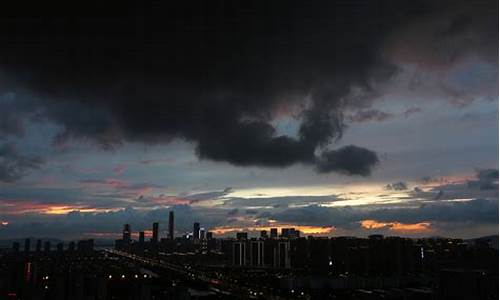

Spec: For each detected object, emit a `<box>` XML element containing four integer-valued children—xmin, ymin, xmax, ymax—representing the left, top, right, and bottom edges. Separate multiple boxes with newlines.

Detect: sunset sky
<box><xmin>0</xmin><ymin>0</ymin><xmax>498</xmax><ymax>240</ymax></box>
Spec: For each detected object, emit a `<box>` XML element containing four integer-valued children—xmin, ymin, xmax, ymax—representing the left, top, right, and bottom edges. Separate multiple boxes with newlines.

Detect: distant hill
<box><xmin>0</xmin><ymin>237</ymin><xmax>114</xmax><ymax>249</ymax></box>
<box><xmin>466</xmin><ymin>235</ymin><xmax>499</xmax><ymax>250</ymax></box>
<box><xmin>0</xmin><ymin>237</ymin><xmax>64</xmax><ymax>249</ymax></box>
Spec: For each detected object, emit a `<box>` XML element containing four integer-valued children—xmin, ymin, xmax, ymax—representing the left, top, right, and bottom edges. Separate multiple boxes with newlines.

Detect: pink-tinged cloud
<box><xmin>113</xmin><ymin>164</ymin><xmax>127</xmax><ymax>175</ymax></box>
<box><xmin>80</xmin><ymin>178</ymin><xmax>129</xmax><ymax>189</ymax></box>
<box><xmin>80</xmin><ymin>178</ymin><xmax>163</xmax><ymax>193</ymax></box>
<box><xmin>138</xmin><ymin>158</ymin><xmax>175</xmax><ymax>165</ymax></box>
<box><xmin>419</xmin><ymin>173</ymin><xmax>477</xmax><ymax>187</ymax></box>
<box><xmin>0</xmin><ymin>198</ymin><xmax>99</xmax><ymax>215</ymax></box>
<box><xmin>138</xmin><ymin>194</ymin><xmax>191</xmax><ymax>206</ymax></box>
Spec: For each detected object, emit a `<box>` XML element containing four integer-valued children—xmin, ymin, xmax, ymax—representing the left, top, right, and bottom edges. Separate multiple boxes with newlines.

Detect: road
<box><xmin>104</xmin><ymin>249</ymin><xmax>270</xmax><ymax>299</ymax></box>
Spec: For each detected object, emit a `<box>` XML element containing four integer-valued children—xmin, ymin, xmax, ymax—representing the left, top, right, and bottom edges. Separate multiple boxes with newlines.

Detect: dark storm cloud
<box><xmin>269</xmin><ymin>198</ymin><xmax>498</xmax><ymax>229</ymax></box>
<box><xmin>472</xmin><ymin>169</ymin><xmax>499</xmax><ymax>190</ymax></box>
<box><xmin>224</xmin><ymin>195</ymin><xmax>339</xmax><ymax>208</ymax></box>
<box><xmin>0</xmin><ymin>205</ymin><xmax>226</xmax><ymax>239</ymax></box>
<box><xmin>0</xmin><ymin>143</ymin><xmax>43</xmax><ymax>182</ymax></box>
<box><xmin>385</xmin><ymin>182</ymin><xmax>408</xmax><ymax>191</ymax></box>
<box><xmin>181</xmin><ymin>188</ymin><xmax>233</xmax><ymax>202</ymax></box>
<box><xmin>316</xmin><ymin>146</ymin><xmax>379</xmax><ymax>176</ymax></box>
<box><xmin>403</xmin><ymin>107</ymin><xmax>422</xmax><ymax>118</ymax></box>
<box><xmin>348</xmin><ymin>109</ymin><xmax>394</xmax><ymax>123</ymax></box>
<box><xmin>0</xmin><ymin>0</ymin><xmax>496</xmax><ymax>175</ymax></box>
<box><xmin>383</xmin><ymin>0</ymin><xmax>498</xmax><ymax>69</ymax></box>
<box><xmin>0</xmin><ymin>93</ymin><xmax>25</xmax><ymax>138</ymax></box>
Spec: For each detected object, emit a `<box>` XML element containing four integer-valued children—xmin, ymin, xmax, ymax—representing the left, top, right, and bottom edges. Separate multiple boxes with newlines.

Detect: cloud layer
<box><xmin>1</xmin><ymin>0</ymin><xmax>495</xmax><ymax>178</ymax></box>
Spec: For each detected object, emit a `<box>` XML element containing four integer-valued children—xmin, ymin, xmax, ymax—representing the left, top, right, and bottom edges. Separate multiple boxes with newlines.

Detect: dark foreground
<box><xmin>0</xmin><ymin>235</ymin><xmax>497</xmax><ymax>299</ymax></box>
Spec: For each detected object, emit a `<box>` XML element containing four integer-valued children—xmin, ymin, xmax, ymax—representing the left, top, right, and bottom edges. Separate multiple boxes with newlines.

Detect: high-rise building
<box><xmin>232</xmin><ymin>242</ymin><xmax>246</xmax><ymax>266</ymax></box>
<box><xmin>77</xmin><ymin>239</ymin><xmax>94</xmax><ymax>254</ymax></box>
<box><xmin>200</xmin><ymin>229</ymin><xmax>206</xmax><ymax>240</ymax></box>
<box><xmin>206</xmin><ymin>232</ymin><xmax>214</xmax><ymax>240</ymax></box>
<box><xmin>193</xmin><ymin>222</ymin><xmax>200</xmax><ymax>240</ymax></box>
<box><xmin>281</xmin><ymin>228</ymin><xmax>300</xmax><ymax>238</ymax></box>
<box><xmin>236</xmin><ymin>232</ymin><xmax>248</xmax><ymax>240</ymax></box>
<box><xmin>123</xmin><ymin>224</ymin><xmax>131</xmax><ymax>243</ymax></box>
<box><xmin>260</xmin><ymin>230</ymin><xmax>268</xmax><ymax>239</ymax></box>
<box><xmin>277</xmin><ymin>241</ymin><xmax>291</xmax><ymax>268</ymax></box>
<box><xmin>139</xmin><ymin>231</ymin><xmax>145</xmax><ymax>244</ymax></box>
<box><xmin>168</xmin><ymin>211</ymin><xmax>174</xmax><ymax>240</ymax></box>
<box><xmin>24</xmin><ymin>238</ymin><xmax>30</xmax><ymax>253</ymax></box>
<box><xmin>250</xmin><ymin>240</ymin><xmax>264</xmax><ymax>266</ymax></box>
<box><xmin>270</xmin><ymin>228</ymin><xmax>278</xmax><ymax>239</ymax></box>
<box><xmin>152</xmin><ymin>222</ymin><xmax>159</xmax><ymax>243</ymax></box>
<box><xmin>12</xmin><ymin>242</ymin><xmax>20</xmax><ymax>253</ymax></box>
<box><xmin>68</xmin><ymin>241</ymin><xmax>76</xmax><ymax>252</ymax></box>
<box><xmin>36</xmin><ymin>239</ymin><xmax>42</xmax><ymax>252</ymax></box>
<box><xmin>44</xmin><ymin>241</ymin><xmax>51</xmax><ymax>252</ymax></box>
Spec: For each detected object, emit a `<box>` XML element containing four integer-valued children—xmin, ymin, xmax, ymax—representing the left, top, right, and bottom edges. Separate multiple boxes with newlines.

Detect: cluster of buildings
<box><xmin>11</xmin><ymin>238</ymin><xmax>94</xmax><ymax>255</ymax></box>
<box><xmin>1</xmin><ymin>218</ymin><xmax>498</xmax><ymax>299</ymax></box>
<box><xmin>114</xmin><ymin>211</ymin><xmax>216</xmax><ymax>253</ymax></box>
<box><xmin>230</xmin><ymin>227</ymin><xmax>301</xmax><ymax>268</ymax></box>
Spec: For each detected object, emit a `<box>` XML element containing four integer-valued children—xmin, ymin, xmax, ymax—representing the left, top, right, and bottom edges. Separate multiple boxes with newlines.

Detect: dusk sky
<box><xmin>0</xmin><ymin>0</ymin><xmax>498</xmax><ymax>240</ymax></box>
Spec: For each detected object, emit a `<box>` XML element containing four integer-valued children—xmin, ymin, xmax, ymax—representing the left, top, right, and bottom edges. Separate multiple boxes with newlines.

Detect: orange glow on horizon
<box><xmin>43</xmin><ymin>206</ymin><xmax>103</xmax><ymax>215</ymax></box>
<box><xmin>360</xmin><ymin>219</ymin><xmax>431</xmax><ymax>233</ymax></box>
<box><xmin>210</xmin><ymin>224</ymin><xmax>335</xmax><ymax>235</ymax></box>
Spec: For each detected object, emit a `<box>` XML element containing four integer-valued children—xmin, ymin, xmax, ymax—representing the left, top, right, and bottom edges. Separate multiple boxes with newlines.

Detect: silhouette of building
<box><xmin>44</xmin><ymin>241</ymin><xmax>51</xmax><ymax>252</ymax></box>
<box><xmin>277</xmin><ymin>241</ymin><xmax>291</xmax><ymax>268</ymax></box>
<box><xmin>12</xmin><ymin>242</ymin><xmax>20</xmax><ymax>253</ymax></box>
<box><xmin>236</xmin><ymin>232</ymin><xmax>248</xmax><ymax>240</ymax></box>
<box><xmin>68</xmin><ymin>241</ymin><xmax>76</xmax><ymax>252</ymax></box>
<box><xmin>168</xmin><ymin>211</ymin><xmax>174</xmax><ymax>240</ymax></box>
<box><xmin>193</xmin><ymin>222</ymin><xmax>200</xmax><ymax>240</ymax></box>
<box><xmin>260</xmin><ymin>230</ymin><xmax>268</xmax><ymax>239</ymax></box>
<box><xmin>77</xmin><ymin>239</ymin><xmax>94</xmax><ymax>254</ymax></box>
<box><xmin>232</xmin><ymin>242</ymin><xmax>246</xmax><ymax>266</ymax></box>
<box><xmin>270</xmin><ymin>228</ymin><xmax>278</xmax><ymax>239</ymax></box>
<box><xmin>250</xmin><ymin>240</ymin><xmax>264</xmax><ymax>266</ymax></box>
<box><xmin>152</xmin><ymin>222</ymin><xmax>159</xmax><ymax>243</ymax></box>
<box><xmin>139</xmin><ymin>231</ymin><xmax>145</xmax><ymax>244</ymax></box>
<box><xmin>36</xmin><ymin>239</ymin><xmax>42</xmax><ymax>253</ymax></box>
<box><xmin>281</xmin><ymin>228</ymin><xmax>300</xmax><ymax>238</ymax></box>
<box><xmin>123</xmin><ymin>224</ymin><xmax>131</xmax><ymax>243</ymax></box>
<box><xmin>24</xmin><ymin>238</ymin><xmax>30</xmax><ymax>253</ymax></box>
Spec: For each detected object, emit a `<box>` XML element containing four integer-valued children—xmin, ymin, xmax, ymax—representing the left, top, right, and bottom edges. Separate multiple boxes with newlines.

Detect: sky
<box><xmin>0</xmin><ymin>0</ymin><xmax>498</xmax><ymax>240</ymax></box>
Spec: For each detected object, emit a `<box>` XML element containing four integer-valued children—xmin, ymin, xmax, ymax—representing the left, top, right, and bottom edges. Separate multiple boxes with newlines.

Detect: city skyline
<box><xmin>0</xmin><ymin>0</ymin><xmax>498</xmax><ymax>241</ymax></box>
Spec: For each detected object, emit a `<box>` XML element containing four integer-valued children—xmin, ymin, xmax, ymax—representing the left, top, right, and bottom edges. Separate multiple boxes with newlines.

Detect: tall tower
<box><xmin>139</xmin><ymin>231</ymin><xmax>145</xmax><ymax>244</ymax></box>
<box><xmin>24</xmin><ymin>238</ymin><xmax>30</xmax><ymax>253</ymax></box>
<box><xmin>152</xmin><ymin>222</ymin><xmax>159</xmax><ymax>243</ymax></box>
<box><xmin>123</xmin><ymin>224</ymin><xmax>131</xmax><ymax>243</ymax></box>
<box><xmin>36</xmin><ymin>239</ymin><xmax>42</xmax><ymax>252</ymax></box>
<box><xmin>270</xmin><ymin>228</ymin><xmax>278</xmax><ymax>239</ymax></box>
<box><xmin>193</xmin><ymin>222</ymin><xmax>200</xmax><ymax>240</ymax></box>
<box><xmin>168</xmin><ymin>211</ymin><xmax>174</xmax><ymax>240</ymax></box>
